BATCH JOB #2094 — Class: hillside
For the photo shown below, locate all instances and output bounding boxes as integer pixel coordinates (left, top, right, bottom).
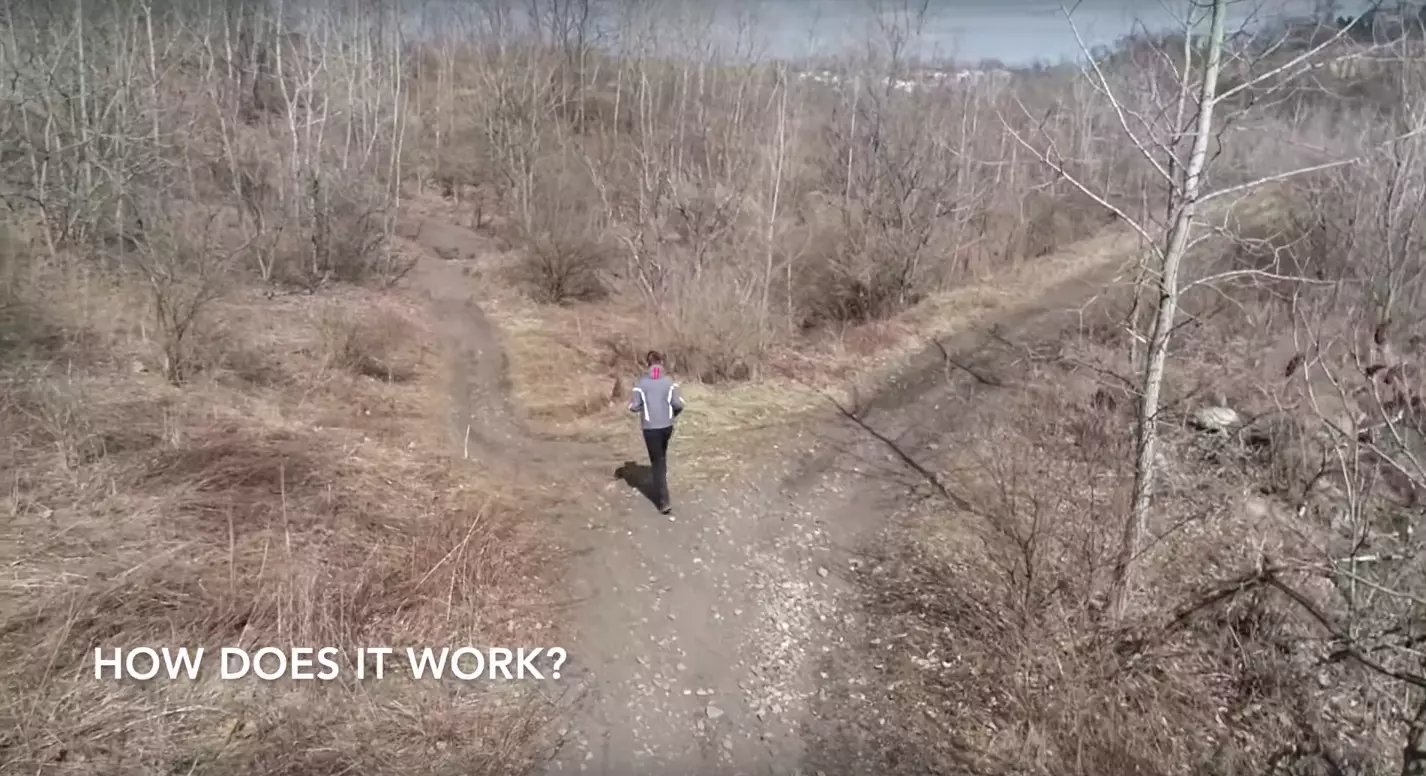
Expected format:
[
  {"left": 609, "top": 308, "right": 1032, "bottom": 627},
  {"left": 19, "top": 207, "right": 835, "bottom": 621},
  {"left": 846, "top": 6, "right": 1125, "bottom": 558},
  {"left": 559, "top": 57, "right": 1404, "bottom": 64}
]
[{"left": 4, "top": 2, "right": 1426, "bottom": 776}]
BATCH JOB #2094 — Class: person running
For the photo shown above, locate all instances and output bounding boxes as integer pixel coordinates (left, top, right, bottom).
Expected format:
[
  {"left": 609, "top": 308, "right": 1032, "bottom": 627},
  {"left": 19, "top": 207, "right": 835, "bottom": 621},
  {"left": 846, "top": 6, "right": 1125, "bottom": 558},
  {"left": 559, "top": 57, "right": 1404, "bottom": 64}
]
[{"left": 628, "top": 351, "right": 684, "bottom": 515}]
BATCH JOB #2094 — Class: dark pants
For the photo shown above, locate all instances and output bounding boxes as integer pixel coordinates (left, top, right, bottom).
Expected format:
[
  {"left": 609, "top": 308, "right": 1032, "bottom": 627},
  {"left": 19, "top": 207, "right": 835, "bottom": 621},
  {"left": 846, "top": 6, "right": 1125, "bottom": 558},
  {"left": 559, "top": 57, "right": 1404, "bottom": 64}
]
[{"left": 642, "top": 426, "right": 674, "bottom": 508}]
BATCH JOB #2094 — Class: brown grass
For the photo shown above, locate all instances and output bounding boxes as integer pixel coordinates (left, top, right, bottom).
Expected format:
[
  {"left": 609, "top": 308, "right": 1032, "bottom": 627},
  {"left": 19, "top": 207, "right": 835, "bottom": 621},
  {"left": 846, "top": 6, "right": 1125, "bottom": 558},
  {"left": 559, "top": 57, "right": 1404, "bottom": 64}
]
[
  {"left": 806, "top": 179, "right": 1424, "bottom": 774},
  {"left": 4, "top": 2, "right": 1423, "bottom": 772},
  {"left": 822, "top": 317, "right": 1398, "bottom": 775},
  {"left": 0, "top": 259, "right": 560, "bottom": 775}
]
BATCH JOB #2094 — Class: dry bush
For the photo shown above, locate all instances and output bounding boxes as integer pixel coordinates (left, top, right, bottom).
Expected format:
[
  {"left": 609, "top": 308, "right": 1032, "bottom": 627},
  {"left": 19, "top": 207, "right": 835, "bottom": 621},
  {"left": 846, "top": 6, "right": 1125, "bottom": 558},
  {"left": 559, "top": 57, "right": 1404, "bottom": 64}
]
[
  {"left": 1013, "top": 187, "right": 1119, "bottom": 262},
  {"left": 506, "top": 162, "right": 613, "bottom": 304},
  {"left": 185, "top": 310, "right": 288, "bottom": 388},
  {"left": 298, "top": 170, "right": 404, "bottom": 289},
  {"left": 5, "top": 368, "right": 102, "bottom": 470},
  {"left": 126, "top": 206, "right": 245, "bottom": 385},
  {"left": 0, "top": 225, "right": 68, "bottom": 364},
  {"left": 519, "top": 230, "right": 613, "bottom": 304},
  {"left": 841, "top": 363, "right": 1395, "bottom": 775},
  {"left": 791, "top": 211, "right": 927, "bottom": 326},
  {"left": 315, "top": 303, "right": 421, "bottom": 383},
  {"left": 655, "top": 263, "right": 768, "bottom": 383}
]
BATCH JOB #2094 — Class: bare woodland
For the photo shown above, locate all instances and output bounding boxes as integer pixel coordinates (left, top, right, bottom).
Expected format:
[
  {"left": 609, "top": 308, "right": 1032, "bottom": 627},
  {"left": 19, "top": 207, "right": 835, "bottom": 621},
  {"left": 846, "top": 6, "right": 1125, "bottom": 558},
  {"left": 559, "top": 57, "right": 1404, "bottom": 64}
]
[{"left": 4, "top": 0, "right": 1426, "bottom": 772}]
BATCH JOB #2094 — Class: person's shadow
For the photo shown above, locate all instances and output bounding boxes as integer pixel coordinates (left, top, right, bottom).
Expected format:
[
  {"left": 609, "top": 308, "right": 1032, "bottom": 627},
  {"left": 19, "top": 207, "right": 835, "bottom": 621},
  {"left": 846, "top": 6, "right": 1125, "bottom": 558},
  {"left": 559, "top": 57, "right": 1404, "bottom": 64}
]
[{"left": 613, "top": 460, "right": 659, "bottom": 507}]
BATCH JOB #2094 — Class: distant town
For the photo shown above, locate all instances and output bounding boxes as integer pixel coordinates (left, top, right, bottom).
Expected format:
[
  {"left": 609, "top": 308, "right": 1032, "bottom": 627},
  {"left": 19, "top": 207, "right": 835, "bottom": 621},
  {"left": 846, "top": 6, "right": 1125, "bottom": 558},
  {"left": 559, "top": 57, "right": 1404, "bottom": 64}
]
[{"left": 793, "top": 67, "right": 1014, "bottom": 92}]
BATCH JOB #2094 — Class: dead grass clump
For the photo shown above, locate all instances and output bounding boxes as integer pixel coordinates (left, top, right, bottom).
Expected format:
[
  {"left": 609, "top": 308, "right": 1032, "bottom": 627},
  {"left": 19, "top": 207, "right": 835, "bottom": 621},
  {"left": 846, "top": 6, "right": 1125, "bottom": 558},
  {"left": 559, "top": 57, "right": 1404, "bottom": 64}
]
[
  {"left": 1, "top": 411, "right": 558, "bottom": 775},
  {"left": 316, "top": 303, "right": 420, "bottom": 383},
  {"left": 194, "top": 322, "right": 288, "bottom": 387},
  {"left": 516, "top": 228, "right": 613, "bottom": 304},
  {"left": 299, "top": 171, "right": 404, "bottom": 288},
  {"left": 1238, "top": 410, "right": 1328, "bottom": 500},
  {"left": 656, "top": 267, "right": 769, "bottom": 383},
  {"left": 0, "top": 283, "right": 62, "bottom": 363},
  {"left": 596, "top": 331, "right": 643, "bottom": 375},
  {"left": 5, "top": 370, "right": 104, "bottom": 469},
  {"left": 506, "top": 165, "right": 613, "bottom": 304},
  {"left": 0, "top": 227, "right": 69, "bottom": 363},
  {"left": 135, "top": 427, "right": 317, "bottom": 503},
  {"left": 791, "top": 214, "right": 927, "bottom": 327},
  {"left": 1016, "top": 188, "right": 1118, "bottom": 261}
]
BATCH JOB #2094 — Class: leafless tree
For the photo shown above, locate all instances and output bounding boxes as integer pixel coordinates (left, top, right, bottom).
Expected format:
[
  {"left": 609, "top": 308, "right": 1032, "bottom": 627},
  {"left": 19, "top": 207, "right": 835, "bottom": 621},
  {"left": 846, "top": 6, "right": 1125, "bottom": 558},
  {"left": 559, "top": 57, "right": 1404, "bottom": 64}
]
[
  {"left": 128, "top": 203, "right": 252, "bottom": 384},
  {"left": 1261, "top": 39, "right": 1426, "bottom": 770},
  {"left": 1005, "top": 0, "right": 1391, "bottom": 621}
]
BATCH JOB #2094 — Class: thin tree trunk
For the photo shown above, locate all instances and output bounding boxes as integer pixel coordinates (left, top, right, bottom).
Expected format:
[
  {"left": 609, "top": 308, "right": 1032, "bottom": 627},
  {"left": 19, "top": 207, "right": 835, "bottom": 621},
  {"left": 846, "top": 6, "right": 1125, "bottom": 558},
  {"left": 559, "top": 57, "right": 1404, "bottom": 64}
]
[
  {"left": 1110, "top": 0, "right": 1228, "bottom": 621},
  {"left": 762, "top": 67, "right": 786, "bottom": 331}
]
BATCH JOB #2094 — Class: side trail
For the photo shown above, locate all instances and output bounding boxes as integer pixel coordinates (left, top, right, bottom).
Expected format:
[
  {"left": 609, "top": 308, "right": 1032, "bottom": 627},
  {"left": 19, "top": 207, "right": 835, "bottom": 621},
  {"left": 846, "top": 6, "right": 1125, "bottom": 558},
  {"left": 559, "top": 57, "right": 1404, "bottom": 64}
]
[{"left": 404, "top": 213, "right": 1135, "bottom": 775}]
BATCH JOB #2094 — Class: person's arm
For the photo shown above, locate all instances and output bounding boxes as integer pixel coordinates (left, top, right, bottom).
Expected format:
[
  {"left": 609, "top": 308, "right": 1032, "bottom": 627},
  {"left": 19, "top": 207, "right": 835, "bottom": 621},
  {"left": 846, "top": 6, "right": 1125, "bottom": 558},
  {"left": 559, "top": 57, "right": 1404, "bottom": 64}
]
[
  {"left": 670, "top": 383, "right": 684, "bottom": 418},
  {"left": 629, "top": 386, "right": 646, "bottom": 417}
]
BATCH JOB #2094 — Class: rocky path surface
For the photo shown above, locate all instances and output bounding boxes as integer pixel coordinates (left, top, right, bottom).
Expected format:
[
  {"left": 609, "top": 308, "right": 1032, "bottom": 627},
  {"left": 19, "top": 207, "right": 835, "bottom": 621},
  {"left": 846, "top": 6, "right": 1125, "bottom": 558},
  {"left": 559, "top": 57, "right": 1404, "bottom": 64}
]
[{"left": 403, "top": 211, "right": 1136, "bottom": 775}]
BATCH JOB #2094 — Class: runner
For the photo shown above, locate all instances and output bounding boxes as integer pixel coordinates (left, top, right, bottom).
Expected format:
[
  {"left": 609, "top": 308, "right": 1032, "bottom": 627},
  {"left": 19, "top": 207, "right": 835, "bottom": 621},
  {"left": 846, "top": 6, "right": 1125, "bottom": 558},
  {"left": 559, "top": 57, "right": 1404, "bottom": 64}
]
[{"left": 628, "top": 351, "right": 684, "bottom": 516}]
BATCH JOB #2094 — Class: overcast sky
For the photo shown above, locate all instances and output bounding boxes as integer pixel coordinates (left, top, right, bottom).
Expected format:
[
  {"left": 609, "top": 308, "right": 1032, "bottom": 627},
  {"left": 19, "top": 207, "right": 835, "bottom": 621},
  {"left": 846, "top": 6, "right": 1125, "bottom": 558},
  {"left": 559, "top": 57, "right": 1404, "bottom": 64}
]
[
  {"left": 402, "top": 0, "right": 1379, "bottom": 66},
  {"left": 744, "top": 0, "right": 1371, "bottom": 64}
]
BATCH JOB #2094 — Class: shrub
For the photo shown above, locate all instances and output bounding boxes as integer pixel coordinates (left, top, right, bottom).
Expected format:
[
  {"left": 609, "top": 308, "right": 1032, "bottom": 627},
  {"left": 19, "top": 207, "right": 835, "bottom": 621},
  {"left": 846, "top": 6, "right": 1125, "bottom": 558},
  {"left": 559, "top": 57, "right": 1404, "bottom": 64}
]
[{"left": 315, "top": 304, "right": 417, "bottom": 383}]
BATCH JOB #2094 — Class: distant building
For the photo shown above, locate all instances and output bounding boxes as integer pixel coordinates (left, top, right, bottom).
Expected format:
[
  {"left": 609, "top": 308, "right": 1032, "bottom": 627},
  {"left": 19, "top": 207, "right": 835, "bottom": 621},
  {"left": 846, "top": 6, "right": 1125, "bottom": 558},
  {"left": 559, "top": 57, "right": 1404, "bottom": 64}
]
[{"left": 794, "top": 66, "right": 1011, "bottom": 92}]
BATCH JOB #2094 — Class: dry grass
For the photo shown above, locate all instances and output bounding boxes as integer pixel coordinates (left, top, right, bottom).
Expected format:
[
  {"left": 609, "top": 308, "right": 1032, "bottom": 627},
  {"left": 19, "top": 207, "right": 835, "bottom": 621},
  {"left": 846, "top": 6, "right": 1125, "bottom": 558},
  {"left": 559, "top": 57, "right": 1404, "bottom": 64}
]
[
  {"left": 0, "top": 260, "right": 561, "bottom": 775},
  {"left": 3, "top": 3, "right": 1422, "bottom": 772},
  {"left": 821, "top": 324, "right": 1398, "bottom": 775},
  {"left": 804, "top": 182, "right": 1424, "bottom": 774},
  {"left": 485, "top": 222, "right": 1141, "bottom": 480},
  {"left": 314, "top": 299, "right": 426, "bottom": 384}
]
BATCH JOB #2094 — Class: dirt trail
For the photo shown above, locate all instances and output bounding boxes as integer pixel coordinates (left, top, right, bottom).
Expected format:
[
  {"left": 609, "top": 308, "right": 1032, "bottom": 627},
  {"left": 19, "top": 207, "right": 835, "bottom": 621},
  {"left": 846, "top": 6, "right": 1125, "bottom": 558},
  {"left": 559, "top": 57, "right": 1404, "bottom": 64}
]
[
  {"left": 405, "top": 212, "right": 1136, "bottom": 775},
  {"left": 405, "top": 216, "right": 593, "bottom": 478},
  {"left": 404, "top": 215, "right": 832, "bottom": 773}
]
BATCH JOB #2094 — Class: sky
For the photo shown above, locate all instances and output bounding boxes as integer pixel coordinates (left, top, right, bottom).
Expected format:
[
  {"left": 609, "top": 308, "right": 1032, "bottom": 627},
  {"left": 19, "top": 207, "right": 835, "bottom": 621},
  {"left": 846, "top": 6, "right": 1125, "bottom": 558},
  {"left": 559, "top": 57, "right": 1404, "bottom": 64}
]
[
  {"left": 401, "top": 0, "right": 1384, "bottom": 66},
  {"left": 728, "top": 0, "right": 1373, "bottom": 64}
]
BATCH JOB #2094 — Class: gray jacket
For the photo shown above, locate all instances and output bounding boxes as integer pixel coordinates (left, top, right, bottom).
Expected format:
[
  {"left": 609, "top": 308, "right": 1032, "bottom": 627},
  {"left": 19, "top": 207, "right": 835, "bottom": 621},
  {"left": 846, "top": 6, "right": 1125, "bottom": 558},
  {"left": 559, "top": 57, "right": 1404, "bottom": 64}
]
[{"left": 629, "top": 367, "right": 684, "bottom": 430}]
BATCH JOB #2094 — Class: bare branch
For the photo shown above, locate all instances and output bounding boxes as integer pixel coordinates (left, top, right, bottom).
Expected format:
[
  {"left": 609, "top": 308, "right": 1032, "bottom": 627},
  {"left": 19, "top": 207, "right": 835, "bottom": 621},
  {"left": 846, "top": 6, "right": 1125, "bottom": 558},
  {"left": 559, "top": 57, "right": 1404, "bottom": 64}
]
[
  {"left": 1214, "top": 4, "right": 1388, "bottom": 104},
  {"left": 1182, "top": 268, "right": 1336, "bottom": 293},
  {"left": 1060, "top": 1, "right": 1177, "bottom": 188},
  {"left": 999, "top": 111, "right": 1164, "bottom": 256}
]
